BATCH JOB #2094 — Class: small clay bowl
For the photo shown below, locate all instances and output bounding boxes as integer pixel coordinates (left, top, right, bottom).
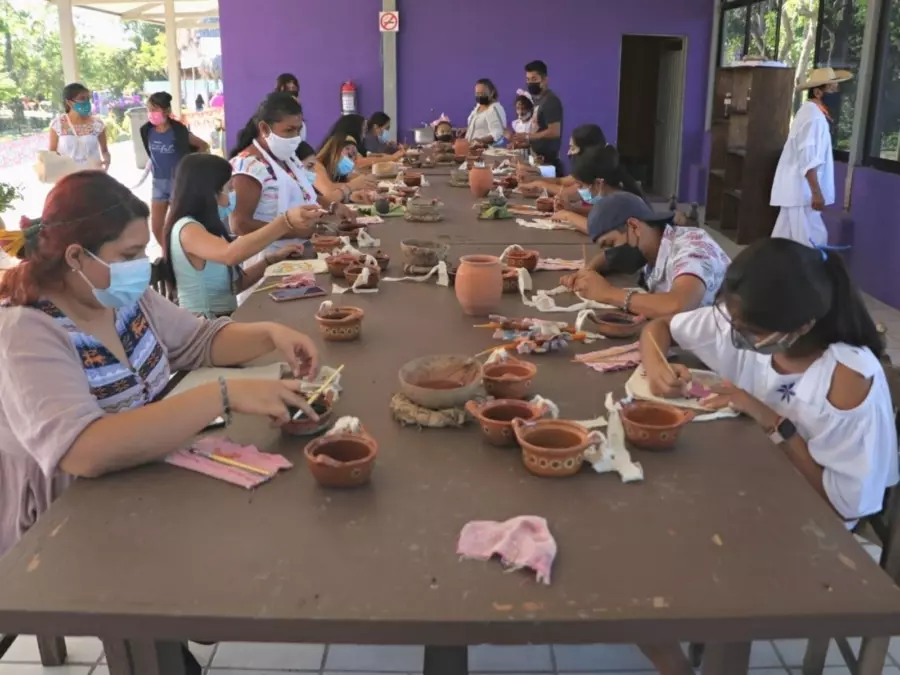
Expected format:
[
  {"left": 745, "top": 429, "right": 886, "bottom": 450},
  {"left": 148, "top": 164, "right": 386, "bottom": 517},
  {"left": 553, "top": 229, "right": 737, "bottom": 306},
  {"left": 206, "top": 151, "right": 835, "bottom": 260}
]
[
  {"left": 403, "top": 172, "right": 423, "bottom": 187},
  {"left": 312, "top": 234, "right": 342, "bottom": 254},
  {"left": 466, "top": 399, "right": 542, "bottom": 448},
  {"left": 501, "top": 267, "right": 519, "bottom": 294},
  {"left": 375, "top": 185, "right": 391, "bottom": 195},
  {"left": 518, "top": 185, "right": 542, "bottom": 198},
  {"left": 470, "top": 146, "right": 485, "bottom": 158},
  {"left": 372, "top": 161, "right": 399, "bottom": 179},
  {"left": 536, "top": 197, "right": 555, "bottom": 213},
  {"left": 397, "top": 185, "right": 419, "bottom": 198},
  {"left": 453, "top": 154, "right": 467, "bottom": 163},
  {"left": 500, "top": 175, "right": 518, "bottom": 190},
  {"left": 344, "top": 264, "right": 380, "bottom": 289},
  {"left": 400, "top": 238, "right": 450, "bottom": 267},
  {"left": 304, "top": 433, "right": 377, "bottom": 488},
  {"left": 505, "top": 249, "right": 539, "bottom": 272},
  {"left": 586, "top": 310, "right": 648, "bottom": 339},
  {"left": 315, "top": 306, "right": 364, "bottom": 341},
  {"left": 512, "top": 418, "right": 591, "bottom": 478},
  {"left": 325, "top": 253, "right": 358, "bottom": 279},
  {"left": 283, "top": 395, "right": 334, "bottom": 437},
  {"left": 482, "top": 360, "right": 538, "bottom": 400},
  {"left": 398, "top": 354, "right": 484, "bottom": 409},
  {"left": 620, "top": 401, "right": 694, "bottom": 451},
  {"left": 372, "top": 250, "right": 390, "bottom": 271}
]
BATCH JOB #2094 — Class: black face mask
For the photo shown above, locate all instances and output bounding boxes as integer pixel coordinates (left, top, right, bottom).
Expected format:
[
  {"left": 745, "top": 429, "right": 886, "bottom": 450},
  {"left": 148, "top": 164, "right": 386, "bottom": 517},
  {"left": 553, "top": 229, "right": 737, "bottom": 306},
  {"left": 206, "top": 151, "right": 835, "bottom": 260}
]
[
  {"left": 436, "top": 133, "right": 453, "bottom": 143},
  {"left": 603, "top": 244, "right": 647, "bottom": 275},
  {"left": 475, "top": 95, "right": 491, "bottom": 106},
  {"left": 526, "top": 82, "right": 543, "bottom": 96},
  {"left": 821, "top": 91, "right": 841, "bottom": 113}
]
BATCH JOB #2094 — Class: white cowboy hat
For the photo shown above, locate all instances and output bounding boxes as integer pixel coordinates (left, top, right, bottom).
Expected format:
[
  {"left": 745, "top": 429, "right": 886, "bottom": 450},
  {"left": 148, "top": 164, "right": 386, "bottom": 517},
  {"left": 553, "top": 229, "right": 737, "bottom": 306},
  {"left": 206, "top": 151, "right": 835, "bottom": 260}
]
[{"left": 796, "top": 67, "right": 853, "bottom": 90}]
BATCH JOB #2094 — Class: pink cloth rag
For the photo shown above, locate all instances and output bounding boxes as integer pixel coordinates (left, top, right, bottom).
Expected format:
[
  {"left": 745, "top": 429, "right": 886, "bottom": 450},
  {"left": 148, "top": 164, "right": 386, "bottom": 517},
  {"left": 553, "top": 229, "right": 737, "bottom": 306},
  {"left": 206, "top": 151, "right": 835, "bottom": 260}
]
[
  {"left": 166, "top": 437, "right": 293, "bottom": 489},
  {"left": 457, "top": 515, "right": 557, "bottom": 585},
  {"left": 575, "top": 342, "right": 642, "bottom": 373}
]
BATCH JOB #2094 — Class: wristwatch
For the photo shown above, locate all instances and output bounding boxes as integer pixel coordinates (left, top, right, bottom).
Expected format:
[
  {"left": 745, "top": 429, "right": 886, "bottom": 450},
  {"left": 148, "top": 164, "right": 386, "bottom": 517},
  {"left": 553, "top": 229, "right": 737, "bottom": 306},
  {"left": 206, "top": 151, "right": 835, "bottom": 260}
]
[{"left": 768, "top": 416, "right": 797, "bottom": 444}]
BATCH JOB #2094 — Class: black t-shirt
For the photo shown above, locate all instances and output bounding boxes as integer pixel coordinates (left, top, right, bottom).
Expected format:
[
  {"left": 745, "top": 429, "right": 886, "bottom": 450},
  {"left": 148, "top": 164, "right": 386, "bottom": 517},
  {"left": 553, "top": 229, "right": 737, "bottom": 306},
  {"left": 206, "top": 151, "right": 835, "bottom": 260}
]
[{"left": 531, "top": 89, "right": 563, "bottom": 162}]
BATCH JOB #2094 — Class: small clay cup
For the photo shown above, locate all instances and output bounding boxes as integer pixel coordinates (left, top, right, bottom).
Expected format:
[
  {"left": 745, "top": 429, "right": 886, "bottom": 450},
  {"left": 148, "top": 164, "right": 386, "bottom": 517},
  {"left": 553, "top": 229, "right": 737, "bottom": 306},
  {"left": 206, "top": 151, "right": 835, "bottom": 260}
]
[
  {"left": 482, "top": 359, "right": 538, "bottom": 399},
  {"left": 512, "top": 418, "right": 591, "bottom": 478},
  {"left": 315, "top": 306, "right": 364, "bottom": 341},
  {"left": 283, "top": 393, "right": 335, "bottom": 437},
  {"left": 505, "top": 248, "right": 539, "bottom": 272},
  {"left": 536, "top": 197, "right": 555, "bottom": 213},
  {"left": 403, "top": 172, "right": 423, "bottom": 187},
  {"left": 620, "top": 401, "right": 694, "bottom": 451},
  {"left": 372, "top": 250, "right": 390, "bottom": 271},
  {"left": 312, "top": 234, "right": 342, "bottom": 255},
  {"left": 466, "top": 399, "right": 543, "bottom": 448},
  {"left": 304, "top": 433, "right": 377, "bottom": 488},
  {"left": 585, "top": 310, "right": 648, "bottom": 339},
  {"left": 344, "top": 264, "right": 380, "bottom": 289},
  {"left": 501, "top": 267, "right": 519, "bottom": 294},
  {"left": 325, "top": 253, "right": 358, "bottom": 279}
]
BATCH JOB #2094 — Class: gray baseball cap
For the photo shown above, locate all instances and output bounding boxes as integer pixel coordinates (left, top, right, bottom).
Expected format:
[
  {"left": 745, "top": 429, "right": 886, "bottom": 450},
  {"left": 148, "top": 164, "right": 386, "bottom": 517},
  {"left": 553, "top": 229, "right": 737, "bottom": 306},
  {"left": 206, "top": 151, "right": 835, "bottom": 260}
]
[{"left": 587, "top": 192, "right": 674, "bottom": 242}]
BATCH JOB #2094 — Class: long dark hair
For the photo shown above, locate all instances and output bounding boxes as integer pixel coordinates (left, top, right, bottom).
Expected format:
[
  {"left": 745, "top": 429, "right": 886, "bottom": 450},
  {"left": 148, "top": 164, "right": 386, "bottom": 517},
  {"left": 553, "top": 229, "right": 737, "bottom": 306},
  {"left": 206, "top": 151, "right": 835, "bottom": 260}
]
[
  {"left": 62, "top": 82, "right": 89, "bottom": 113},
  {"left": 721, "top": 238, "right": 883, "bottom": 358},
  {"left": 229, "top": 92, "right": 303, "bottom": 158},
  {"left": 571, "top": 124, "right": 606, "bottom": 151},
  {"left": 162, "top": 154, "right": 233, "bottom": 284},
  {"left": 368, "top": 111, "right": 390, "bottom": 128},
  {"left": 295, "top": 141, "right": 316, "bottom": 163},
  {"left": 321, "top": 114, "right": 367, "bottom": 156},
  {"left": 572, "top": 145, "right": 645, "bottom": 201}
]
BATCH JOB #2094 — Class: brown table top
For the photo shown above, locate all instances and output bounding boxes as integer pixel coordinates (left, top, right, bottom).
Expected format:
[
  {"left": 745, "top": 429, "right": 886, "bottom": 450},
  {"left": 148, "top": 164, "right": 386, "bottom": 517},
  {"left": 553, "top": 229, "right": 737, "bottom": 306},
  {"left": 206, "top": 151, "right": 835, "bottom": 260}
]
[{"left": 0, "top": 170, "right": 898, "bottom": 648}]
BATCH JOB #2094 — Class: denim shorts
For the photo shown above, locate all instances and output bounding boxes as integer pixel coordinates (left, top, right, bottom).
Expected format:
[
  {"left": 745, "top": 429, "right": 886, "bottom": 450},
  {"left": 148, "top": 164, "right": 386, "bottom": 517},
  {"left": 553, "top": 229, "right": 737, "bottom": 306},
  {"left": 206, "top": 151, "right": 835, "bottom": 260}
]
[{"left": 152, "top": 178, "right": 174, "bottom": 202}]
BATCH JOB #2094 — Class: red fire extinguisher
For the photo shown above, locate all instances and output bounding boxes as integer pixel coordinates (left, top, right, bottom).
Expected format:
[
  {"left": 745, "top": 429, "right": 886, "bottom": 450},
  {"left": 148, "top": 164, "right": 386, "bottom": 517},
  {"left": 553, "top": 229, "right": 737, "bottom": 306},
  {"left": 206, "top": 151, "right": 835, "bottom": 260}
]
[{"left": 340, "top": 81, "right": 357, "bottom": 116}]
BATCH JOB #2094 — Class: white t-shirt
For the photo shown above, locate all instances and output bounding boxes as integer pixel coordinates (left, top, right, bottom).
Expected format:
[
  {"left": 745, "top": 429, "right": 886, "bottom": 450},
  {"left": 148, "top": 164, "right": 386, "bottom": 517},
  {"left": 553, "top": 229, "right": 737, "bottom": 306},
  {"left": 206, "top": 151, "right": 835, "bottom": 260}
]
[
  {"left": 644, "top": 225, "right": 731, "bottom": 307},
  {"left": 671, "top": 306, "right": 899, "bottom": 524},
  {"left": 771, "top": 101, "right": 835, "bottom": 207},
  {"left": 466, "top": 103, "right": 507, "bottom": 144}
]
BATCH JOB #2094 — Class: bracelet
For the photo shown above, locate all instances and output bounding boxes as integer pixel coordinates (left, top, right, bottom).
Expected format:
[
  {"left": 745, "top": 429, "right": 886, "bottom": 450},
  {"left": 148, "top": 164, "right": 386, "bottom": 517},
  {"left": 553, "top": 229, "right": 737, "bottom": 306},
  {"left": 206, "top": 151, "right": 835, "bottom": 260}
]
[
  {"left": 217, "top": 377, "right": 233, "bottom": 426},
  {"left": 623, "top": 288, "right": 637, "bottom": 313},
  {"left": 284, "top": 210, "right": 295, "bottom": 229}
]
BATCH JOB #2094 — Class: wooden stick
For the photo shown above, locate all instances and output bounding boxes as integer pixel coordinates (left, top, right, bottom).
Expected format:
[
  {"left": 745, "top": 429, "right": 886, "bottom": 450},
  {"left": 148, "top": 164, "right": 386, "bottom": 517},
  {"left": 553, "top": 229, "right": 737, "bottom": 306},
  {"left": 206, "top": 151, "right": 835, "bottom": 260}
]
[
  {"left": 293, "top": 365, "right": 345, "bottom": 420},
  {"left": 254, "top": 282, "right": 281, "bottom": 294},
  {"left": 193, "top": 451, "right": 273, "bottom": 478},
  {"left": 645, "top": 332, "right": 676, "bottom": 378},
  {"left": 475, "top": 342, "right": 518, "bottom": 358},
  {"left": 582, "top": 244, "right": 587, "bottom": 263}
]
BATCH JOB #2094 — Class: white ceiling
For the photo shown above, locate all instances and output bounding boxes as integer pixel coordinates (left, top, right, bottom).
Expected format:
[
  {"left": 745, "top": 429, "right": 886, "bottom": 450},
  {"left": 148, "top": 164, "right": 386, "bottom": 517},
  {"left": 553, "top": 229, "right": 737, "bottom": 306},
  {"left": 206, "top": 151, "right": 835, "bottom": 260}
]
[{"left": 52, "top": 0, "right": 218, "bottom": 28}]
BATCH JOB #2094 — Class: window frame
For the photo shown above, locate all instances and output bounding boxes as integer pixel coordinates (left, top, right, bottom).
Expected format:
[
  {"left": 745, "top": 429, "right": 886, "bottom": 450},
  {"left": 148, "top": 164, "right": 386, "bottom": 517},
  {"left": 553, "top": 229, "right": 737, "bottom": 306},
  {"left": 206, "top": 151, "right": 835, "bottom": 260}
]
[{"left": 862, "top": 0, "right": 900, "bottom": 174}]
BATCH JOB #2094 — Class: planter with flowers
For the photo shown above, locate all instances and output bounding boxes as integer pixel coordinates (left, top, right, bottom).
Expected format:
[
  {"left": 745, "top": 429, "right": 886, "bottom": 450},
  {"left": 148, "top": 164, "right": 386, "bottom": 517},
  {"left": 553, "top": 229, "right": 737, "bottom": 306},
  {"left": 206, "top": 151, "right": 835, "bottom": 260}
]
[{"left": 0, "top": 183, "right": 23, "bottom": 231}]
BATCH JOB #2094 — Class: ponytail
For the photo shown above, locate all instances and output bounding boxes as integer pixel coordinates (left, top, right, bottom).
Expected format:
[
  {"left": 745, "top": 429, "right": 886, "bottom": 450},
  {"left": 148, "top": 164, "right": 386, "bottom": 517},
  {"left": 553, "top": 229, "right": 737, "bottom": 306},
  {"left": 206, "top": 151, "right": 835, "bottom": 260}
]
[
  {"left": 228, "top": 92, "right": 303, "bottom": 159},
  {"left": 815, "top": 251, "right": 884, "bottom": 358},
  {"left": 229, "top": 116, "right": 260, "bottom": 159},
  {"left": 614, "top": 163, "right": 646, "bottom": 202},
  {"left": 572, "top": 144, "right": 647, "bottom": 203}
]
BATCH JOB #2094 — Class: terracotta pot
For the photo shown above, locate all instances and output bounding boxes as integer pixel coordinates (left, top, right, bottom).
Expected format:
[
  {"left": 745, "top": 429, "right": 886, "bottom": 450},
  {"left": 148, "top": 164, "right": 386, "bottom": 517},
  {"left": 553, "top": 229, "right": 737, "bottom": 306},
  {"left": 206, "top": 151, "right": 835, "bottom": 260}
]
[
  {"left": 536, "top": 197, "right": 555, "bottom": 213},
  {"left": 454, "top": 138, "right": 470, "bottom": 157},
  {"left": 469, "top": 166, "right": 494, "bottom": 198},
  {"left": 585, "top": 310, "right": 648, "bottom": 339},
  {"left": 455, "top": 254, "right": 502, "bottom": 316},
  {"left": 466, "top": 399, "right": 543, "bottom": 448},
  {"left": 304, "top": 433, "right": 377, "bottom": 488},
  {"left": 505, "top": 248, "right": 539, "bottom": 272},
  {"left": 482, "top": 359, "right": 538, "bottom": 399},
  {"left": 501, "top": 267, "right": 519, "bottom": 294},
  {"left": 620, "top": 401, "right": 694, "bottom": 451},
  {"left": 403, "top": 172, "right": 423, "bottom": 187},
  {"left": 325, "top": 253, "right": 358, "bottom": 279},
  {"left": 312, "top": 234, "right": 342, "bottom": 254},
  {"left": 315, "top": 306, "right": 364, "bottom": 341},
  {"left": 512, "top": 418, "right": 591, "bottom": 478},
  {"left": 283, "top": 393, "right": 335, "bottom": 437},
  {"left": 344, "top": 264, "right": 380, "bottom": 289}
]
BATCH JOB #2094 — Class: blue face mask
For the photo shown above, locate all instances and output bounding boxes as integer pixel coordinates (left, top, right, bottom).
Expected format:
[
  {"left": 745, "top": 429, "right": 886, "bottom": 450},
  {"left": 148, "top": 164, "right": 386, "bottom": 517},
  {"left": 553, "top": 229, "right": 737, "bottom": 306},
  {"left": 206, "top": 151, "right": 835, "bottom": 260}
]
[
  {"left": 218, "top": 191, "right": 236, "bottom": 220},
  {"left": 336, "top": 156, "right": 355, "bottom": 177},
  {"left": 72, "top": 101, "right": 92, "bottom": 117},
  {"left": 81, "top": 251, "right": 151, "bottom": 308},
  {"left": 379, "top": 129, "right": 390, "bottom": 143},
  {"left": 578, "top": 187, "right": 603, "bottom": 204}
]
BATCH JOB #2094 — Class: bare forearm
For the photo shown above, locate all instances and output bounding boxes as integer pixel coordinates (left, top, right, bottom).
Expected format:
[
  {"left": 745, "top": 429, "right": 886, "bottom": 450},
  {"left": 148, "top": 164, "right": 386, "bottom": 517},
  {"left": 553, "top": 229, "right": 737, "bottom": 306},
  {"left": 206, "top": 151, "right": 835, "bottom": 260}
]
[
  {"left": 639, "top": 318, "right": 674, "bottom": 369},
  {"left": 805, "top": 169, "right": 821, "bottom": 194},
  {"left": 209, "top": 321, "right": 275, "bottom": 366},
  {"left": 602, "top": 287, "right": 686, "bottom": 319},
  {"left": 61, "top": 383, "right": 224, "bottom": 478},
  {"left": 236, "top": 257, "right": 270, "bottom": 291}
]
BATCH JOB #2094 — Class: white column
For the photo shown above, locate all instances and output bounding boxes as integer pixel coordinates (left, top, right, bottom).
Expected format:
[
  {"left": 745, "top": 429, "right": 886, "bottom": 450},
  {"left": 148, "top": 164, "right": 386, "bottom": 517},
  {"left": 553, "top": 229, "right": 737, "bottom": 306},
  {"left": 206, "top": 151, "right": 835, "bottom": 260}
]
[
  {"left": 57, "top": 0, "right": 79, "bottom": 84},
  {"left": 164, "top": 0, "right": 182, "bottom": 116},
  {"left": 381, "top": 0, "right": 398, "bottom": 141}
]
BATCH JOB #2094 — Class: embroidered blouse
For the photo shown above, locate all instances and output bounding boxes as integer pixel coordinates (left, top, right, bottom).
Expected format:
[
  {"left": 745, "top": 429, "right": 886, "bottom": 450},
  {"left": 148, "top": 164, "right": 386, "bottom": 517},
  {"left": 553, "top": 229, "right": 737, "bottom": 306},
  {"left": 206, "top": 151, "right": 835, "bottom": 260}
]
[
  {"left": 230, "top": 151, "right": 316, "bottom": 224},
  {"left": 644, "top": 225, "right": 731, "bottom": 307}
]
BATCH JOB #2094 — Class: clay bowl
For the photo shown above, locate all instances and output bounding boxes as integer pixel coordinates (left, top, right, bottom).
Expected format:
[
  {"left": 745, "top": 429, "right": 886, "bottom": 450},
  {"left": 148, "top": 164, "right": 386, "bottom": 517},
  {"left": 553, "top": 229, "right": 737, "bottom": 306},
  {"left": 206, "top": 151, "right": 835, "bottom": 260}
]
[
  {"left": 501, "top": 267, "right": 519, "bottom": 294},
  {"left": 512, "top": 418, "right": 591, "bottom": 478},
  {"left": 469, "top": 146, "right": 485, "bottom": 158},
  {"left": 421, "top": 157, "right": 436, "bottom": 169},
  {"left": 375, "top": 185, "right": 392, "bottom": 195},
  {"left": 453, "top": 154, "right": 467, "bottom": 164},
  {"left": 406, "top": 197, "right": 442, "bottom": 221},
  {"left": 304, "top": 433, "right": 377, "bottom": 488},
  {"left": 466, "top": 399, "right": 542, "bottom": 448},
  {"left": 315, "top": 306, "right": 364, "bottom": 342},
  {"left": 311, "top": 234, "right": 342, "bottom": 255},
  {"left": 465, "top": 158, "right": 476, "bottom": 170},
  {"left": 398, "top": 354, "right": 484, "bottom": 409},
  {"left": 372, "top": 161, "right": 399, "bottom": 179},
  {"left": 585, "top": 310, "right": 648, "bottom": 339},
  {"left": 400, "top": 239, "right": 450, "bottom": 267},
  {"left": 325, "top": 252, "right": 358, "bottom": 279},
  {"left": 283, "top": 393, "right": 335, "bottom": 437},
  {"left": 620, "top": 401, "right": 694, "bottom": 451},
  {"left": 397, "top": 185, "right": 419, "bottom": 198},
  {"left": 500, "top": 175, "right": 518, "bottom": 190},
  {"left": 518, "top": 184, "right": 543, "bottom": 198},
  {"left": 536, "top": 197, "right": 556, "bottom": 213},
  {"left": 482, "top": 359, "right": 538, "bottom": 400},
  {"left": 371, "top": 250, "right": 390, "bottom": 271},
  {"left": 344, "top": 264, "right": 380, "bottom": 289},
  {"left": 505, "top": 248, "right": 539, "bottom": 272},
  {"left": 403, "top": 172, "right": 423, "bottom": 187},
  {"left": 449, "top": 169, "right": 469, "bottom": 185}
]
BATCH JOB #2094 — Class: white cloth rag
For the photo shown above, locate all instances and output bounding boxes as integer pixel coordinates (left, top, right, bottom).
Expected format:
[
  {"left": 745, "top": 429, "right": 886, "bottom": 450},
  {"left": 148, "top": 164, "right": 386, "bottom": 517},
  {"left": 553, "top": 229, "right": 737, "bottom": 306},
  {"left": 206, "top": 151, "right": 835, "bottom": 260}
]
[
  {"left": 518, "top": 269, "right": 617, "bottom": 313},
  {"left": 515, "top": 217, "right": 579, "bottom": 232},
  {"left": 582, "top": 393, "right": 644, "bottom": 483},
  {"left": 382, "top": 261, "right": 449, "bottom": 287}
]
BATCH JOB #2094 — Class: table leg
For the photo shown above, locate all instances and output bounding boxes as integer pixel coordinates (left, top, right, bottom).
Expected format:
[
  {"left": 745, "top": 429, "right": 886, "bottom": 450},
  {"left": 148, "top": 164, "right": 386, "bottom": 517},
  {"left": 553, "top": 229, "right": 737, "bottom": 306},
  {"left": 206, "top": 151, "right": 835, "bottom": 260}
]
[
  {"left": 700, "top": 642, "right": 751, "bottom": 675},
  {"left": 36, "top": 635, "right": 67, "bottom": 666},
  {"left": 856, "top": 636, "right": 890, "bottom": 675},
  {"left": 424, "top": 646, "right": 468, "bottom": 675},
  {"left": 102, "top": 639, "right": 187, "bottom": 675}
]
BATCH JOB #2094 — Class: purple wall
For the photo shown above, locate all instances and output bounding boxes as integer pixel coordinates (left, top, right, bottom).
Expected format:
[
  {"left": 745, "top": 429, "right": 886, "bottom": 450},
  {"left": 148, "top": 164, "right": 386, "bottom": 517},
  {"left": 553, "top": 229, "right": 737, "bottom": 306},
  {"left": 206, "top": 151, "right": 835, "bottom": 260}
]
[
  {"left": 219, "top": 0, "right": 713, "bottom": 196},
  {"left": 218, "top": 0, "right": 383, "bottom": 150}
]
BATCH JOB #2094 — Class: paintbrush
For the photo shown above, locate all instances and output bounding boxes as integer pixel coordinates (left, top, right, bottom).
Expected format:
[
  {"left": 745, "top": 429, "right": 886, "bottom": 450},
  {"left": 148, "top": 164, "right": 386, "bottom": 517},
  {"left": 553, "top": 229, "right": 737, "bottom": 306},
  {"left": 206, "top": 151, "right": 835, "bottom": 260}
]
[
  {"left": 292, "top": 365, "right": 345, "bottom": 421},
  {"left": 645, "top": 332, "right": 677, "bottom": 379},
  {"left": 191, "top": 450, "right": 273, "bottom": 478}
]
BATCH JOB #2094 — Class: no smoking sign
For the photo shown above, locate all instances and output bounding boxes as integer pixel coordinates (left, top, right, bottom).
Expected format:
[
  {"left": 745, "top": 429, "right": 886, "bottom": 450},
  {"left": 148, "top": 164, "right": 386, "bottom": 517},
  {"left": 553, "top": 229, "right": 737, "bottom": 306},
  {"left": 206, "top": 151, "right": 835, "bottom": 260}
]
[{"left": 379, "top": 11, "right": 399, "bottom": 32}]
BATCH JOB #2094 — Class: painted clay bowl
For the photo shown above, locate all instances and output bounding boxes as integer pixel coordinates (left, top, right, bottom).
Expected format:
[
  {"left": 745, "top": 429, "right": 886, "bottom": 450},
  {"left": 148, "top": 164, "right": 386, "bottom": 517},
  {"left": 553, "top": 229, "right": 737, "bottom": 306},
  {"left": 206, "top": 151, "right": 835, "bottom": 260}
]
[
  {"left": 505, "top": 248, "right": 539, "bottom": 272},
  {"left": 469, "top": 146, "right": 485, "bottom": 158},
  {"left": 403, "top": 172, "right": 423, "bottom": 187},
  {"left": 371, "top": 250, "right": 390, "bottom": 271},
  {"left": 482, "top": 359, "right": 538, "bottom": 400},
  {"left": 511, "top": 418, "right": 591, "bottom": 478},
  {"left": 584, "top": 310, "right": 648, "bottom": 339},
  {"left": 619, "top": 401, "right": 694, "bottom": 451},
  {"left": 397, "top": 185, "right": 419, "bottom": 198},
  {"left": 421, "top": 156, "right": 436, "bottom": 168},
  {"left": 500, "top": 175, "right": 518, "bottom": 190},
  {"left": 315, "top": 306, "right": 364, "bottom": 342},
  {"left": 400, "top": 238, "right": 450, "bottom": 267},
  {"left": 344, "top": 264, "right": 380, "bottom": 289},
  {"left": 304, "top": 432, "right": 377, "bottom": 488},
  {"left": 372, "top": 161, "right": 399, "bottom": 179},
  {"left": 405, "top": 198, "right": 443, "bottom": 221},
  {"left": 449, "top": 169, "right": 469, "bottom": 186},
  {"left": 536, "top": 197, "right": 555, "bottom": 213},
  {"left": 283, "top": 393, "right": 335, "bottom": 437},
  {"left": 501, "top": 267, "right": 519, "bottom": 294},
  {"left": 465, "top": 399, "right": 543, "bottom": 448},
  {"left": 311, "top": 234, "right": 342, "bottom": 254},
  {"left": 517, "top": 184, "right": 542, "bottom": 198},
  {"left": 325, "top": 253, "right": 358, "bottom": 279},
  {"left": 398, "top": 354, "right": 484, "bottom": 409}
]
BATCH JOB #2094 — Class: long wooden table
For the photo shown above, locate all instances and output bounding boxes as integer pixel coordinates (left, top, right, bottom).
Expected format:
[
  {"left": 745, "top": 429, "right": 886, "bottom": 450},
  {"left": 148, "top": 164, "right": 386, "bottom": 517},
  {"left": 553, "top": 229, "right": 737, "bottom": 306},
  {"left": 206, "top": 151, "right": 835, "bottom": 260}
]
[{"left": 0, "top": 167, "right": 898, "bottom": 675}]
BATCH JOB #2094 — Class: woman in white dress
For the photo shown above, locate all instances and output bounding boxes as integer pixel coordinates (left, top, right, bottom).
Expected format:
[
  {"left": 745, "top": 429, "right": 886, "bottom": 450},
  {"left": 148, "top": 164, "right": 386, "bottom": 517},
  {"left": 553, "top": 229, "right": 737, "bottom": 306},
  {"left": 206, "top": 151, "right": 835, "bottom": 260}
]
[
  {"left": 466, "top": 78, "right": 507, "bottom": 147},
  {"left": 48, "top": 83, "right": 110, "bottom": 170}
]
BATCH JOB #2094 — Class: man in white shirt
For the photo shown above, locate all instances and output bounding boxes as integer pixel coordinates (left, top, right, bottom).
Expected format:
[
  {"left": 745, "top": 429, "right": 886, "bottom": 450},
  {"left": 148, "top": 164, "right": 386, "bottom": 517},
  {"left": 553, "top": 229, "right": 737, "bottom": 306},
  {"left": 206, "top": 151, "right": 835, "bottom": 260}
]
[{"left": 770, "top": 67, "right": 852, "bottom": 247}]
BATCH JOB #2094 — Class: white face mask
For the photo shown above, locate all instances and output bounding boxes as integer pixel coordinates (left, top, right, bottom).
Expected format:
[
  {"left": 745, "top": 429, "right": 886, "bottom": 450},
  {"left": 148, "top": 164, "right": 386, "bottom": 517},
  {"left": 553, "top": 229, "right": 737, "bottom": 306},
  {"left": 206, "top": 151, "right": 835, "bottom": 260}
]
[{"left": 264, "top": 127, "right": 302, "bottom": 161}]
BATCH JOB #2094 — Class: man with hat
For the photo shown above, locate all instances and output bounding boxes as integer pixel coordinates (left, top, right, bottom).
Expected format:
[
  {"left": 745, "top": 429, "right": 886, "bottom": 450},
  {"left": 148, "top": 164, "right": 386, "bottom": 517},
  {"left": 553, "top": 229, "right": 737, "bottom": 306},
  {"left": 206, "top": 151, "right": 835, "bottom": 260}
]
[
  {"left": 770, "top": 67, "right": 852, "bottom": 246},
  {"left": 564, "top": 192, "right": 730, "bottom": 319}
]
